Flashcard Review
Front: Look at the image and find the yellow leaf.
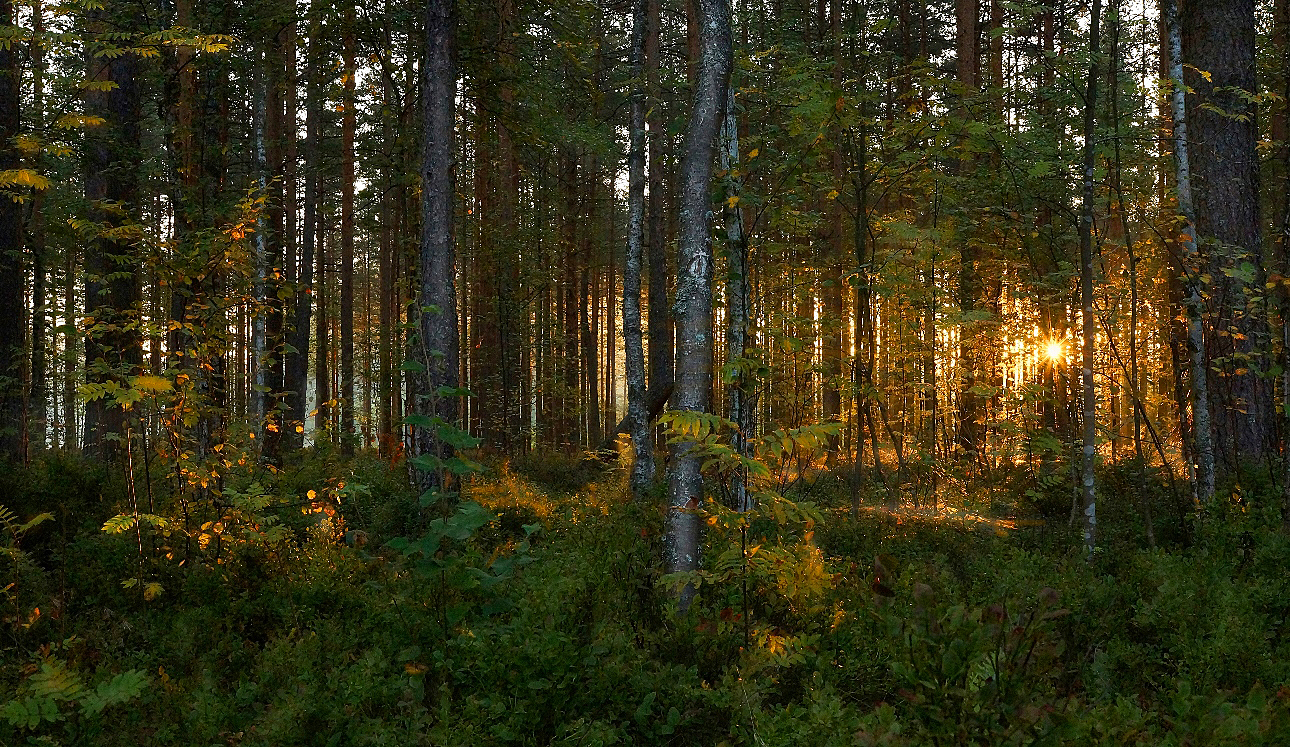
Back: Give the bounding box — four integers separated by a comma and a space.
747, 148, 759, 159
131, 374, 173, 393
826, 189, 839, 200
725, 195, 740, 208
54, 113, 107, 129
0, 169, 52, 190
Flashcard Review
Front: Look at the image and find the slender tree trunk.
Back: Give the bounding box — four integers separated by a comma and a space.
821, 0, 844, 460
1164, 0, 1214, 503
955, 0, 981, 464
0, 0, 22, 460
1276, 0, 1290, 530
646, 0, 673, 413
340, 0, 357, 455
28, 0, 48, 453
63, 249, 77, 449
497, 0, 522, 452
721, 84, 752, 512
261, 23, 287, 462
667, 0, 732, 611
290, 17, 321, 450
379, 65, 395, 455
315, 203, 330, 436
82, 12, 143, 461
1079, 0, 1101, 557
287, 11, 319, 454
625, 0, 654, 494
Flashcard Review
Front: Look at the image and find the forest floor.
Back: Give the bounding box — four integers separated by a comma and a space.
3, 452, 1290, 745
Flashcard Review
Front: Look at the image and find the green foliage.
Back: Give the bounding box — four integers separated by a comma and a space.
6, 455, 1290, 745
1, 656, 148, 736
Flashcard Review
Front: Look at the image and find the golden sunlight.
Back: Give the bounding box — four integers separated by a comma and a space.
1045, 340, 1065, 362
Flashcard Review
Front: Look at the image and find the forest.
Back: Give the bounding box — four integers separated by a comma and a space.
2, 0, 1290, 743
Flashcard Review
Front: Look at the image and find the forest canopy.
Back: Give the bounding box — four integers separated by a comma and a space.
2, 0, 1290, 744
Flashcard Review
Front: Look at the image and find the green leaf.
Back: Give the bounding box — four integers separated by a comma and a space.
102, 514, 138, 534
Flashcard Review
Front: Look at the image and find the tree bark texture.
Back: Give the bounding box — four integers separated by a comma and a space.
0, 0, 23, 460
625, 0, 653, 493
1079, 0, 1101, 557
667, 0, 732, 610
1181, 0, 1271, 474
416, 0, 461, 489
83, 13, 143, 462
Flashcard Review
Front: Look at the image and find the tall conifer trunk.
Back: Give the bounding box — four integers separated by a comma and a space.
415, 0, 460, 488
82, 10, 143, 461
0, 0, 22, 460
646, 0, 673, 412
1079, 0, 1101, 557
28, 0, 48, 453
625, 0, 654, 494
340, 1, 357, 454
721, 84, 752, 511
289, 12, 322, 450
1181, 0, 1270, 476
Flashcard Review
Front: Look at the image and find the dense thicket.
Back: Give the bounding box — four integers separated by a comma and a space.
2, 0, 1290, 743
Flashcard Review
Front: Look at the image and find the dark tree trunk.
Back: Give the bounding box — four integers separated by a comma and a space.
27, 0, 48, 453
955, 0, 981, 463
497, 0, 522, 452
261, 20, 288, 462
340, 1, 357, 455
646, 0, 673, 411
315, 201, 330, 436
288, 16, 322, 451
625, 0, 653, 490
0, 0, 23, 460
1181, 0, 1272, 473
83, 14, 143, 462
414, 0, 460, 489
821, 0, 844, 459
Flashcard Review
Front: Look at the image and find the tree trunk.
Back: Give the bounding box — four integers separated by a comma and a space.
667, 0, 732, 611
721, 84, 752, 512
261, 22, 288, 462
0, 0, 22, 461
497, 0, 522, 452
1164, 0, 1215, 503
1079, 0, 1101, 557
415, 0, 460, 490
1181, 0, 1271, 476
82, 12, 143, 462
625, 0, 653, 493
646, 0, 673, 414
821, 0, 844, 460
315, 201, 330, 436
289, 14, 322, 450
340, 0, 357, 455
955, 0, 981, 463
28, 0, 48, 453
1276, 0, 1290, 530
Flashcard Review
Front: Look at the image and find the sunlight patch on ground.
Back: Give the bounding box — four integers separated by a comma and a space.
465, 461, 626, 523
836, 503, 1045, 535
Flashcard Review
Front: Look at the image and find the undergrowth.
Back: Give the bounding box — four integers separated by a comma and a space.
1, 453, 1288, 746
